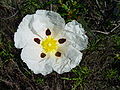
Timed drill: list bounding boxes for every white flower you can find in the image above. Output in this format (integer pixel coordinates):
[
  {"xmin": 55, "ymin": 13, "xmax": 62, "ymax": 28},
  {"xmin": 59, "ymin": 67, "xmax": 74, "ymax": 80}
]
[{"xmin": 14, "ymin": 10, "xmax": 88, "ymax": 76}]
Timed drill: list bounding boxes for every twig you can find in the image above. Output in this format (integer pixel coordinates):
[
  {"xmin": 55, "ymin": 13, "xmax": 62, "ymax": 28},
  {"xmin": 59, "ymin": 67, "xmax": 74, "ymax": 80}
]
[
  {"xmin": 114, "ymin": 0, "xmax": 120, "ymax": 2},
  {"xmin": 110, "ymin": 23, "xmax": 120, "ymax": 33},
  {"xmin": 0, "ymin": 79, "xmax": 19, "ymax": 89},
  {"xmin": 95, "ymin": 0, "xmax": 104, "ymax": 16},
  {"xmin": 95, "ymin": 0, "xmax": 101, "ymax": 9},
  {"xmin": 92, "ymin": 24, "xmax": 120, "ymax": 35},
  {"xmin": 0, "ymin": 10, "xmax": 18, "ymax": 20},
  {"xmin": 92, "ymin": 30, "xmax": 109, "ymax": 35},
  {"xmin": 0, "ymin": 5, "xmax": 16, "ymax": 10},
  {"xmin": 0, "ymin": 79, "xmax": 14, "ymax": 86}
]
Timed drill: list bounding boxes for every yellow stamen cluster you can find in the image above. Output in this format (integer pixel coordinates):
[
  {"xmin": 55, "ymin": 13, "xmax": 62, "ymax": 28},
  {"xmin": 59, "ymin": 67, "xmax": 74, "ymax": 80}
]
[{"xmin": 41, "ymin": 36, "xmax": 58, "ymax": 53}]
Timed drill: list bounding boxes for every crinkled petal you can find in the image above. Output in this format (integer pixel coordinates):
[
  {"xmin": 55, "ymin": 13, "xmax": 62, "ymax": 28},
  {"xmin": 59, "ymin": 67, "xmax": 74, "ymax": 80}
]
[
  {"xmin": 14, "ymin": 10, "xmax": 66, "ymax": 48},
  {"xmin": 31, "ymin": 10, "xmax": 65, "ymax": 38},
  {"xmin": 18, "ymin": 15, "xmax": 33, "ymax": 32},
  {"xmin": 36, "ymin": 10, "xmax": 65, "ymax": 29},
  {"xmin": 64, "ymin": 20, "xmax": 88, "ymax": 50},
  {"xmin": 52, "ymin": 45, "xmax": 82, "ymax": 74},
  {"xmin": 31, "ymin": 14, "xmax": 54, "ymax": 38},
  {"xmin": 21, "ymin": 45, "xmax": 53, "ymax": 75},
  {"xmin": 14, "ymin": 29, "xmax": 38, "ymax": 48},
  {"xmin": 14, "ymin": 15, "xmax": 42, "ymax": 48}
]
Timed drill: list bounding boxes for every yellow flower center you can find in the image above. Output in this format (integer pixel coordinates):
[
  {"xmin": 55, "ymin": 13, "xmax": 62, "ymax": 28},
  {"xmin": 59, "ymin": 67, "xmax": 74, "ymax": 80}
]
[{"xmin": 41, "ymin": 36, "xmax": 58, "ymax": 53}]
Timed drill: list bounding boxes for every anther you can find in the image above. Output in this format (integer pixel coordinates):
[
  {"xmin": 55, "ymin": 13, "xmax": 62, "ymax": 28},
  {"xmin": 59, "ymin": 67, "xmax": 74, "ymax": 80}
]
[
  {"xmin": 34, "ymin": 38, "xmax": 40, "ymax": 44},
  {"xmin": 40, "ymin": 53, "xmax": 46, "ymax": 58},
  {"xmin": 46, "ymin": 29, "xmax": 51, "ymax": 36},
  {"xmin": 58, "ymin": 38, "xmax": 66, "ymax": 44},
  {"xmin": 55, "ymin": 52, "xmax": 61, "ymax": 57}
]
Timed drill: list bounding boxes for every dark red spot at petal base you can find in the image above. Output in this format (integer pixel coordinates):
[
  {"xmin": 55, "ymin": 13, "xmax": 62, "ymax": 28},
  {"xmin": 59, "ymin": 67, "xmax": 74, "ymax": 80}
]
[
  {"xmin": 46, "ymin": 29, "xmax": 51, "ymax": 36},
  {"xmin": 55, "ymin": 52, "xmax": 61, "ymax": 57},
  {"xmin": 34, "ymin": 38, "xmax": 40, "ymax": 44},
  {"xmin": 40, "ymin": 53, "xmax": 46, "ymax": 58},
  {"xmin": 58, "ymin": 38, "xmax": 66, "ymax": 44}
]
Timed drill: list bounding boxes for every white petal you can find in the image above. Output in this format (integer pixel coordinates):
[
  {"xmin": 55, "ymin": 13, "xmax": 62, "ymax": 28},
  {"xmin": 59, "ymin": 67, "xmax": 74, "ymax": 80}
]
[
  {"xmin": 14, "ymin": 15, "xmax": 41, "ymax": 49},
  {"xmin": 18, "ymin": 15, "xmax": 33, "ymax": 32},
  {"xmin": 21, "ymin": 45, "xmax": 53, "ymax": 75},
  {"xmin": 65, "ymin": 45, "xmax": 83, "ymax": 68},
  {"xmin": 31, "ymin": 14, "xmax": 54, "ymax": 38},
  {"xmin": 31, "ymin": 10, "xmax": 65, "ymax": 38},
  {"xmin": 14, "ymin": 10, "xmax": 66, "ymax": 48},
  {"xmin": 36, "ymin": 10, "xmax": 65, "ymax": 29},
  {"xmin": 14, "ymin": 30, "xmax": 36, "ymax": 48},
  {"xmin": 46, "ymin": 11, "xmax": 65, "ymax": 29},
  {"xmin": 64, "ymin": 20, "xmax": 88, "ymax": 50},
  {"xmin": 52, "ymin": 45, "xmax": 82, "ymax": 74}
]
